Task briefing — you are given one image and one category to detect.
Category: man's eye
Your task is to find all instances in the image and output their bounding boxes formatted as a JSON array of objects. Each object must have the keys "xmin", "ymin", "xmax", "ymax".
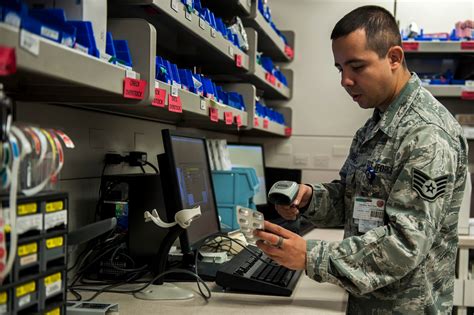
[
  {"xmin": 352, "ymin": 65, "xmax": 364, "ymax": 71},
  {"xmin": 337, "ymin": 68, "xmax": 342, "ymax": 74}
]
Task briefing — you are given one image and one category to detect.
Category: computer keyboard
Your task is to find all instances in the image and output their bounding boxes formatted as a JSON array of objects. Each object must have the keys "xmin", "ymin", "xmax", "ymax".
[{"xmin": 215, "ymin": 246, "xmax": 302, "ymax": 296}]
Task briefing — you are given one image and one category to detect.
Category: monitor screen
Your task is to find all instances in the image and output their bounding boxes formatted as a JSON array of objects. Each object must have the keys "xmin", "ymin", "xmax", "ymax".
[
  {"xmin": 227, "ymin": 143, "xmax": 267, "ymax": 206},
  {"xmin": 160, "ymin": 130, "xmax": 220, "ymax": 251}
]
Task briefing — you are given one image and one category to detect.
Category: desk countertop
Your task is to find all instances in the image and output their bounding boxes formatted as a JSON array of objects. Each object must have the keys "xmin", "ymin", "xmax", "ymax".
[{"xmin": 76, "ymin": 228, "xmax": 348, "ymax": 315}]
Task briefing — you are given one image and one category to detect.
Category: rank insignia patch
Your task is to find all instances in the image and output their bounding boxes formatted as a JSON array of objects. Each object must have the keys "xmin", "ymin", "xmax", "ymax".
[{"xmin": 412, "ymin": 168, "xmax": 448, "ymax": 202}]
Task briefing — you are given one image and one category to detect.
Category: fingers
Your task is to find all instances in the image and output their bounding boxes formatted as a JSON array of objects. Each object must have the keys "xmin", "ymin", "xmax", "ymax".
[
  {"xmin": 275, "ymin": 205, "xmax": 299, "ymax": 220},
  {"xmin": 292, "ymin": 184, "xmax": 308, "ymax": 207},
  {"xmin": 263, "ymin": 220, "xmax": 295, "ymax": 238}
]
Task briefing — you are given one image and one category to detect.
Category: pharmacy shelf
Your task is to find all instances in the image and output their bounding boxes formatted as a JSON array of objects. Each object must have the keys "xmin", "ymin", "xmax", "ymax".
[
  {"xmin": 0, "ymin": 23, "xmax": 145, "ymax": 104},
  {"xmin": 242, "ymin": 29, "xmax": 292, "ymax": 100},
  {"xmin": 224, "ymin": 83, "xmax": 291, "ymax": 137},
  {"xmin": 424, "ymin": 85, "xmax": 465, "ymax": 97},
  {"xmin": 243, "ymin": 0, "xmax": 294, "ymax": 62},
  {"xmin": 110, "ymin": 0, "xmax": 250, "ymax": 75},
  {"xmin": 200, "ymin": 0, "xmax": 252, "ymax": 18},
  {"xmin": 403, "ymin": 40, "xmax": 474, "ymax": 53}
]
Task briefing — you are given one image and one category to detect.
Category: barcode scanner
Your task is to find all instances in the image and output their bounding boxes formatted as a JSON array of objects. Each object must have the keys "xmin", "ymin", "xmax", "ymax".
[{"xmin": 267, "ymin": 181, "xmax": 299, "ymax": 206}]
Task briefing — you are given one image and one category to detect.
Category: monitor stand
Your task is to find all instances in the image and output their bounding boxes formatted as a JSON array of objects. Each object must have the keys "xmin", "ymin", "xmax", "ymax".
[{"xmin": 134, "ymin": 224, "xmax": 195, "ymax": 300}]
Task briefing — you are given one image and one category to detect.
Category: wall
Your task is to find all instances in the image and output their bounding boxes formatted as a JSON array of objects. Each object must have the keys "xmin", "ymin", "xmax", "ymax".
[{"xmin": 15, "ymin": 103, "xmax": 238, "ymax": 232}]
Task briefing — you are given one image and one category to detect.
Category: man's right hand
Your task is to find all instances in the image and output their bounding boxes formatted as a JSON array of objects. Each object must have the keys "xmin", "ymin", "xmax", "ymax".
[{"xmin": 275, "ymin": 184, "xmax": 313, "ymax": 220}]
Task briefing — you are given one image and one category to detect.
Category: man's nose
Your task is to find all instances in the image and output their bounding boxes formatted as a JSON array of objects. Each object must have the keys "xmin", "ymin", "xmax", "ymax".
[{"xmin": 341, "ymin": 72, "xmax": 355, "ymax": 88}]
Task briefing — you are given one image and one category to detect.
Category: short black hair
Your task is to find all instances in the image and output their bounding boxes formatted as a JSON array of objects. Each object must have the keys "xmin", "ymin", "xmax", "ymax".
[{"xmin": 331, "ymin": 5, "xmax": 401, "ymax": 59}]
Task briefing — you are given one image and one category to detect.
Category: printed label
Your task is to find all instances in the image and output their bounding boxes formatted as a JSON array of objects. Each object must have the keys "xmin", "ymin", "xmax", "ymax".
[
  {"xmin": 40, "ymin": 26, "xmax": 59, "ymax": 41},
  {"xmin": 45, "ymin": 210, "xmax": 68, "ymax": 230},
  {"xmin": 46, "ymin": 308, "xmax": 60, "ymax": 315},
  {"xmin": 0, "ymin": 292, "xmax": 7, "ymax": 304},
  {"xmin": 209, "ymin": 107, "xmax": 219, "ymax": 122},
  {"xmin": 285, "ymin": 127, "xmax": 292, "ymax": 137},
  {"xmin": 235, "ymin": 115, "xmax": 243, "ymax": 127},
  {"xmin": 152, "ymin": 88, "xmax": 167, "ymax": 107},
  {"xmin": 46, "ymin": 201, "xmax": 64, "ymax": 213},
  {"xmin": 17, "ymin": 214, "xmax": 43, "ymax": 234},
  {"xmin": 20, "ymin": 30, "xmax": 40, "ymax": 56},
  {"xmin": 0, "ymin": 46, "xmax": 17, "ymax": 76},
  {"xmin": 18, "ymin": 242, "xmax": 37, "ymax": 257},
  {"xmin": 263, "ymin": 119, "xmax": 269, "ymax": 129},
  {"xmin": 461, "ymin": 42, "xmax": 474, "ymax": 50},
  {"xmin": 224, "ymin": 112, "xmax": 233, "ymax": 125},
  {"xmin": 402, "ymin": 42, "xmax": 419, "ymax": 51},
  {"xmin": 16, "ymin": 281, "xmax": 35, "ymax": 297},
  {"xmin": 18, "ymin": 203, "xmax": 37, "ymax": 215},
  {"xmin": 46, "ymin": 236, "xmax": 64, "ymax": 249},
  {"xmin": 235, "ymin": 54, "xmax": 242, "ymax": 68},
  {"xmin": 20, "ymin": 254, "xmax": 37, "ymax": 266},
  {"xmin": 123, "ymin": 78, "xmax": 146, "ymax": 100},
  {"xmin": 254, "ymin": 117, "xmax": 259, "ymax": 127},
  {"xmin": 18, "ymin": 294, "xmax": 31, "ymax": 307},
  {"xmin": 168, "ymin": 95, "xmax": 183, "ymax": 113}
]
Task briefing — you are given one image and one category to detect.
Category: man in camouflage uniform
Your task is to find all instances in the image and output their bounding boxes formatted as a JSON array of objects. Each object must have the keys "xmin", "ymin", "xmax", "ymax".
[{"xmin": 255, "ymin": 5, "xmax": 468, "ymax": 314}]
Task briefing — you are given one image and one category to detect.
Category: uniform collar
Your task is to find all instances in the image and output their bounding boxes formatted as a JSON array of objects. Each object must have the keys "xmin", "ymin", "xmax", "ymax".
[{"xmin": 376, "ymin": 73, "xmax": 421, "ymax": 137}]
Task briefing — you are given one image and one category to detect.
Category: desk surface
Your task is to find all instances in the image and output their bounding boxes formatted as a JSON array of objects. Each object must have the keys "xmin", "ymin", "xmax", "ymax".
[{"xmin": 78, "ymin": 228, "xmax": 348, "ymax": 315}]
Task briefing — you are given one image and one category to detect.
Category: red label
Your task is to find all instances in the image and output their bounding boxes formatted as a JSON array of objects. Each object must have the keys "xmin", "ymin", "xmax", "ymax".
[
  {"xmin": 254, "ymin": 117, "xmax": 259, "ymax": 127},
  {"xmin": 402, "ymin": 42, "xmax": 419, "ymax": 51},
  {"xmin": 152, "ymin": 88, "xmax": 166, "ymax": 107},
  {"xmin": 235, "ymin": 54, "xmax": 242, "ymax": 68},
  {"xmin": 123, "ymin": 78, "xmax": 146, "ymax": 100},
  {"xmin": 209, "ymin": 107, "xmax": 219, "ymax": 122},
  {"xmin": 168, "ymin": 95, "xmax": 183, "ymax": 113},
  {"xmin": 224, "ymin": 112, "xmax": 233, "ymax": 125},
  {"xmin": 284, "ymin": 127, "xmax": 292, "ymax": 137},
  {"xmin": 235, "ymin": 115, "xmax": 242, "ymax": 128},
  {"xmin": 265, "ymin": 73, "xmax": 276, "ymax": 85},
  {"xmin": 461, "ymin": 42, "xmax": 474, "ymax": 50},
  {"xmin": 461, "ymin": 90, "xmax": 474, "ymax": 100},
  {"xmin": 0, "ymin": 46, "xmax": 17, "ymax": 76},
  {"xmin": 263, "ymin": 119, "xmax": 269, "ymax": 129},
  {"xmin": 284, "ymin": 45, "xmax": 294, "ymax": 59}
]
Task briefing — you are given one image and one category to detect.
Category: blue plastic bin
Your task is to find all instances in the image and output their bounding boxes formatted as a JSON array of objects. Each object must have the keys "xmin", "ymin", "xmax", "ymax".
[{"xmin": 212, "ymin": 167, "xmax": 260, "ymax": 230}]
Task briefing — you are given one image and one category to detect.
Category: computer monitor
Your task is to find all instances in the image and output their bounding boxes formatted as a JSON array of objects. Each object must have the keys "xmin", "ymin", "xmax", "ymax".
[
  {"xmin": 158, "ymin": 129, "xmax": 221, "ymax": 254},
  {"xmin": 227, "ymin": 143, "xmax": 267, "ymax": 206}
]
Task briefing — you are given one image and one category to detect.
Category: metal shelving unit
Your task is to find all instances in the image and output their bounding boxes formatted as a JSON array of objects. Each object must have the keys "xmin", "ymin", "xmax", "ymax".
[
  {"xmin": 243, "ymin": 0, "xmax": 294, "ymax": 62},
  {"xmin": 224, "ymin": 83, "xmax": 291, "ymax": 137},
  {"xmin": 403, "ymin": 40, "xmax": 474, "ymax": 53},
  {"xmin": 0, "ymin": 23, "xmax": 145, "ymax": 104},
  {"xmin": 200, "ymin": 0, "xmax": 252, "ymax": 18},
  {"xmin": 243, "ymin": 28, "xmax": 292, "ymax": 100},
  {"xmin": 110, "ymin": 0, "xmax": 250, "ymax": 75}
]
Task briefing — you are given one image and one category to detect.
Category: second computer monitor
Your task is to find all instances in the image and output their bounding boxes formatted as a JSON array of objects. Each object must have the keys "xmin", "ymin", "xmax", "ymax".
[{"xmin": 227, "ymin": 143, "xmax": 267, "ymax": 206}]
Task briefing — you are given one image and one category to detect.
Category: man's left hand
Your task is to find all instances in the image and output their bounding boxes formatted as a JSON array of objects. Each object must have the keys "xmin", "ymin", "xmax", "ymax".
[{"xmin": 254, "ymin": 221, "xmax": 307, "ymax": 270}]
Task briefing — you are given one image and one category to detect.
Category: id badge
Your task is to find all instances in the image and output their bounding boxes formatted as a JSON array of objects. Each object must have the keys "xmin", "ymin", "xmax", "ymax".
[{"xmin": 353, "ymin": 196, "xmax": 385, "ymax": 233}]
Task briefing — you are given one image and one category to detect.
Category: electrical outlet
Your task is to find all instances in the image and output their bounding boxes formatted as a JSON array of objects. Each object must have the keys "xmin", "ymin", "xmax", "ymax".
[
  {"xmin": 293, "ymin": 154, "xmax": 309, "ymax": 166},
  {"xmin": 313, "ymin": 155, "xmax": 330, "ymax": 169}
]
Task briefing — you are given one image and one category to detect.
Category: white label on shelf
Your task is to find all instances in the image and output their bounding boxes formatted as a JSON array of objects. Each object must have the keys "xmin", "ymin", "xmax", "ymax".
[
  {"xmin": 40, "ymin": 26, "xmax": 60, "ymax": 41},
  {"xmin": 211, "ymin": 28, "xmax": 216, "ymax": 38},
  {"xmin": 18, "ymin": 294, "xmax": 31, "ymax": 307},
  {"xmin": 100, "ymin": 52, "xmax": 113, "ymax": 63},
  {"xmin": 45, "ymin": 210, "xmax": 68, "ymax": 230},
  {"xmin": 185, "ymin": 10, "xmax": 192, "ymax": 21},
  {"xmin": 228, "ymin": 46, "xmax": 234, "ymax": 57},
  {"xmin": 17, "ymin": 214, "xmax": 43, "ymax": 234},
  {"xmin": 171, "ymin": 84, "xmax": 179, "ymax": 97},
  {"xmin": 200, "ymin": 99, "xmax": 206, "ymax": 110},
  {"xmin": 155, "ymin": 81, "xmax": 160, "ymax": 89},
  {"xmin": 20, "ymin": 254, "xmax": 38, "ymax": 267},
  {"xmin": 171, "ymin": 0, "xmax": 179, "ymax": 12},
  {"xmin": 20, "ymin": 30, "xmax": 40, "ymax": 56},
  {"xmin": 5, "ymin": 12, "xmax": 21, "ymax": 29},
  {"xmin": 199, "ymin": 17, "xmax": 206, "ymax": 30},
  {"xmin": 125, "ymin": 70, "xmax": 137, "ymax": 79},
  {"xmin": 466, "ymin": 80, "xmax": 474, "ymax": 87},
  {"xmin": 45, "ymin": 280, "xmax": 62, "ymax": 297},
  {"xmin": 74, "ymin": 43, "xmax": 89, "ymax": 54},
  {"xmin": 0, "ymin": 304, "xmax": 6, "ymax": 314}
]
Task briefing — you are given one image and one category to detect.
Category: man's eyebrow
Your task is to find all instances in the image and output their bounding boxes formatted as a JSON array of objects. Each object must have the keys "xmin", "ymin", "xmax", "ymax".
[{"xmin": 335, "ymin": 59, "xmax": 366, "ymax": 68}]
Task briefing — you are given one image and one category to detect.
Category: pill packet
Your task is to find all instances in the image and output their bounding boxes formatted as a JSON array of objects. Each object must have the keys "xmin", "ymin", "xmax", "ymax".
[{"xmin": 236, "ymin": 206, "xmax": 264, "ymax": 245}]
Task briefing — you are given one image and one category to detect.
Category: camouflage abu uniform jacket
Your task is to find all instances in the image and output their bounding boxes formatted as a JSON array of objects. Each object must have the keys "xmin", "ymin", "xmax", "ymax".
[{"xmin": 305, "ymin": 73, "xmax": 468, "ymax": 314}]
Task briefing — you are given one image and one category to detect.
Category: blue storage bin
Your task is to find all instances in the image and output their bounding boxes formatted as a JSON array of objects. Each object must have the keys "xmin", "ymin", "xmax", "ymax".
[
  {"xmin": 113, "ymin": 39, "xmax": 132, "ymax": 66},
  {"xmin": 228, "ymin": 92, "xmax": 245, "ymax": 110},
  {"xmin": 28, "ymin": 8, "xmax": 76, "ymax": 47},
  {"xmin": 155, "ymin": 56, "xmax": 170, "ymax": 84},
  {"xmin": 215, "ymin": 17, "xmax": 227, "ymax": 37},
  {"xmin": 179, "ymin": 68, "xmax": 196, "ymax": 92},
  {"xmin": 260, "ymin": 56, "xmax": 275, "ymax": 74},
  {"xmin": 105, "ymin": 32, "xmax": 116, "ymax": 61},
  {"xmin": 192, "ymin": 73, "xmax": 204, "ymax": 95},
  {"xmin": 212, "ymin": 167, "xmax": 260, "ymax": 230},
  {"xmin": 170, "ymin": 62, "xmax": 181, "ymax": 87},
  {"xmin": 1, "ymin": 0, "xmax": 27, "ymax": 28},
  {"xmin": 68, "ymin": 21, "xmax": 100, "ymax": 58},
  {"xmin": 216, "ymin": 85, "xmax": 228, "ymax": 105},
  {"xmin": 201, "ymin": 77, "xmax": 215, "ymax": 99}
]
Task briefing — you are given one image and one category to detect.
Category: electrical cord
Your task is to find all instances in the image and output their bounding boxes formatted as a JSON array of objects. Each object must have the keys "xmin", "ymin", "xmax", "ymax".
[
  {"xmin": 143, "ymin": 161, "xmax": 159, "ymax": 174},
  {"xmin": 139, "ymin": 165, "xmax": 146, "ymax": 173}
]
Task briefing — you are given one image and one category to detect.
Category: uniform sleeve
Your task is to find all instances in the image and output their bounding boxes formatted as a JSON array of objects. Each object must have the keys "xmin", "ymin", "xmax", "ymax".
[{"xmin": 306, "ymin": 126, "xmax": 466, "ymax": 295}]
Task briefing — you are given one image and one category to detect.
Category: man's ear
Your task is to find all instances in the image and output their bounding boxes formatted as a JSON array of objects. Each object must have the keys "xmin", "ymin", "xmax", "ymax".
[{"xmin": 387, "ymin": 46, "xmax": 404, "ymax": 70}]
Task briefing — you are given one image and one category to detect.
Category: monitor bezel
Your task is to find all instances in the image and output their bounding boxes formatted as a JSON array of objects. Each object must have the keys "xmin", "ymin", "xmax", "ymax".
[{"xmin": 160, "ymin": 129, "xmax": 222, "ymax": 253}]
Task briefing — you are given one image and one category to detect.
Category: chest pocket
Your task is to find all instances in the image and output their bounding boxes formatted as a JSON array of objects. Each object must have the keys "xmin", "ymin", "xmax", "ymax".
[{"xmin": 354, "ymin": 163, "xmax": 394, "ymax": 200}]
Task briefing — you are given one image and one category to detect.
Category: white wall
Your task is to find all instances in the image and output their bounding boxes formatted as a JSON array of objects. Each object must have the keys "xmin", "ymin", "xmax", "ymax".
[{"xmin": 396, "ymin": 0, "xmax": 474, "ymax": 34}]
